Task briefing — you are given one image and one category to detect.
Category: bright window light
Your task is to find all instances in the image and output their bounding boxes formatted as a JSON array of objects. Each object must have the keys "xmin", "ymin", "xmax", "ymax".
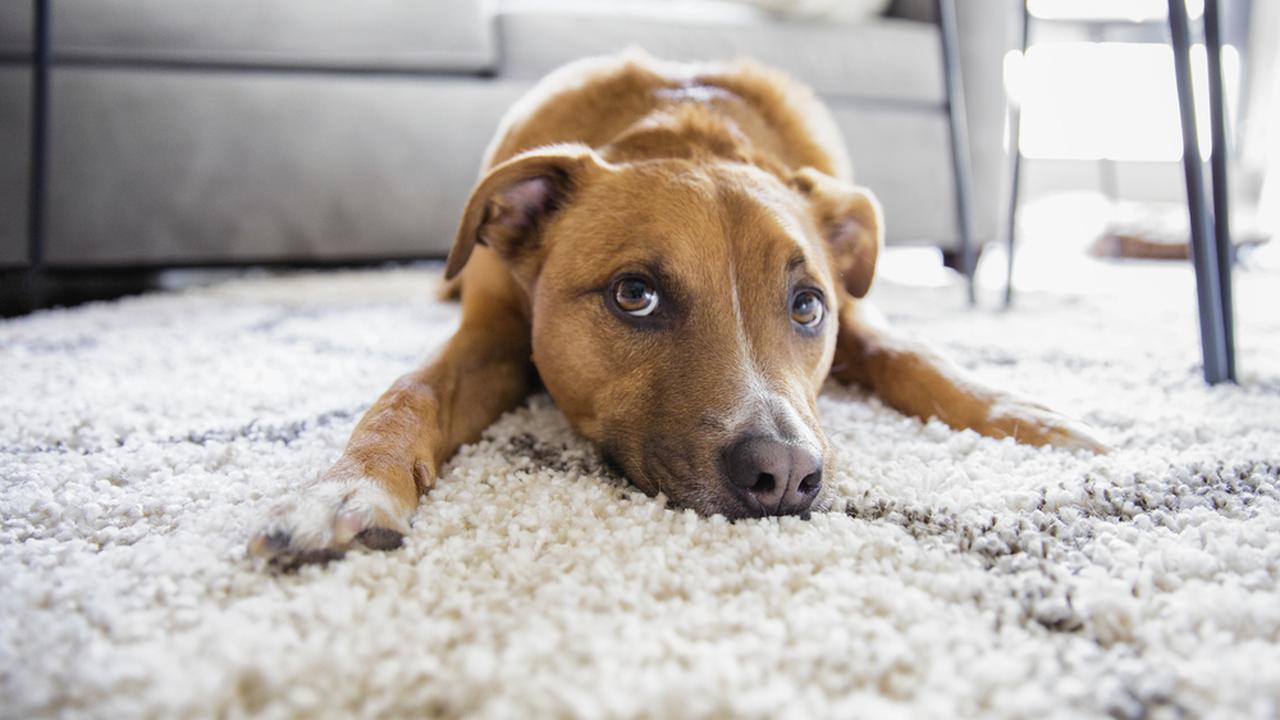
[
  {"xmin": 1026, "ymin": 0, "xmax": 1203, "ymax": 23},
  {"xmin": 1006, "ymin": 41, "xmax": 1239, "ymax": 162}
]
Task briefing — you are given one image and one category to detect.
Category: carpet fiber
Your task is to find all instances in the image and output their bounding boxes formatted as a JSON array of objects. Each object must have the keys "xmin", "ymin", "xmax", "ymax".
[{"xmin": 3, "ymin": 262, "xmax": 1279, "ymax": 718}]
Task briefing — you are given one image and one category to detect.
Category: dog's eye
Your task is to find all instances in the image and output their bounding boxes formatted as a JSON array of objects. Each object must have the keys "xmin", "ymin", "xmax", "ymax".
[
  {"xmin": 791, "ymin": 289, "xmax": 824, "ymax": 328},
  {"xmin": 613, "ymin": 277, "xmax": 659, "ymax": 317}
]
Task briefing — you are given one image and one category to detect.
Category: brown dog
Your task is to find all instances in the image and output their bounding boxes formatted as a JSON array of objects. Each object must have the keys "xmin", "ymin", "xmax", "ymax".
[{"xmin": 249, "ymin": 52, "xmax": 1103, "ymax": 567}]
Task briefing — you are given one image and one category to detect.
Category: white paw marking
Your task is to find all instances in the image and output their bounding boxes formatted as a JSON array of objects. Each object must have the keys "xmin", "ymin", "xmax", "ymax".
[
  {"xmin": 988, "ymin": 396, "xmax": 1109, "ymax": 453},
  {"xmin": 248, "ymin": 478, "xmax": 410, "ymax": 567}
]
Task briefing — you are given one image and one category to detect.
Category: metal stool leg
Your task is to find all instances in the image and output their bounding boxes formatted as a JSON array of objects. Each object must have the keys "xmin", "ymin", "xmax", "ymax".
[
  {"xmin": 1003, "ymin": 2, "xmax": 1030, "ymax": 308},
  {"xmin": 1204, "ymin": 0, "xmax": 1238, "ymax": 380},
  {"xmin": 1168, "ymin": 0, "xmax": 1231, "ymax": 384},
  {"xmin": 937, "ymin": 0, "xmax": 977, "ymax": 305}
]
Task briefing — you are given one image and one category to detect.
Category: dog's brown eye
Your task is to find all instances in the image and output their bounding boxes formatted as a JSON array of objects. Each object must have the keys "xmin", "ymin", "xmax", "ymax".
[
  {"xmin": 791, "ymin": 289, "xmax": 824, "ymax": 328},
  {"xmin": 613, "ymin": 277, "xmax": 659, "ymax": 317}
]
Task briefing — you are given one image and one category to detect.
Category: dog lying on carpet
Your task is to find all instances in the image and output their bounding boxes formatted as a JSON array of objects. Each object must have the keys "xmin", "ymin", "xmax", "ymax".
[{"xmin": 250, "ymin": 52, "xmax": 1104, "ymax": 568}]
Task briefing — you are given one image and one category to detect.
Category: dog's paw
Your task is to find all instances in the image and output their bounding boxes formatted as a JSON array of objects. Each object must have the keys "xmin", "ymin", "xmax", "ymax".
[
  {"xmin": 248, "ymin": 478, "xmax": 412, "ymax": 571},
  {"xmin": 986, "ymin": 396, "xmax": 1110, "ymax": 454}
]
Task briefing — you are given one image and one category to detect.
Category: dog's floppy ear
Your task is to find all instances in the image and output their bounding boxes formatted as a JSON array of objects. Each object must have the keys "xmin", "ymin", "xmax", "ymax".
[
  {"xmin": 790, "ymin": 167, "xmax": 883, "ymax": 299},
  {"xmin": 445, "ymin": 144, "xmax": 610, "ymax": 280}
]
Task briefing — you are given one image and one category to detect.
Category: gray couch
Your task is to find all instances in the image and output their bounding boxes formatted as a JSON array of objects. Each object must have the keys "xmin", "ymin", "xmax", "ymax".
[{"xmin": 0, "ymin": 0, "xmax": 1015, "ymax": 270}]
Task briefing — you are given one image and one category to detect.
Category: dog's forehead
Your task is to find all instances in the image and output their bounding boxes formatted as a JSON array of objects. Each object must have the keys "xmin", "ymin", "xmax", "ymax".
[
  {"xmin": 560, "ymin": 161, "xmax": 831, "ymax": 287},
  {"xmin": 716, "ymin": 169, "xmax": 828, "ymax": 268},
  {"xmin": 707, "ymin": 166, "xmax": 835, "ymax": 304}
]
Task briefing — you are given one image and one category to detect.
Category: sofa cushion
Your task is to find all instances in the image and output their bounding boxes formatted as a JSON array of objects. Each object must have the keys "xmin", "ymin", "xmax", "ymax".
[
  {"xmin": 50, "ymin": 0, "xmax": 495, "ymax": 72},
  {"xmin": 0, "ymin": 2, "xmax": 33, "ymax": 56},
  {"xmin": 496, "ymin": 1, "xmax": 943, "ymax": 102},
  {"xmin": 46, "ymin": 68, "xmax": 528, "ymax": 264},
  {"xmin": 726, "ymin": 0, "xmax": 891, "ymax": 21},
  {"xmin": 0, "ymin": 66, "xmax": 30, "ymax": 267},
  {"xmin": 830, "ymin": 104, "xmax": 956, "ymax": 246}
]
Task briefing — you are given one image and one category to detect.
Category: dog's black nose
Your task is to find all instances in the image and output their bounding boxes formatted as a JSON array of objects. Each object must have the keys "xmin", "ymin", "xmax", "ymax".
[{"xmin": 723, "ymin": 436, "xmax": 822, "ymax": 516}]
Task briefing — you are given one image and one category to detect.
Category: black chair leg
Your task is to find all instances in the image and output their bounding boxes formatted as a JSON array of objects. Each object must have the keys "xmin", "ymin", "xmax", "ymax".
[
  {"xmin": 1168, "ymin": 0, "xmax": 1233, "ymax": 384},
  {"xmin": 937, "ymin": 0, "xmax": 977, "ymax": 305},
  {"xmin": 1204, "ymin": 0, "xmax": 1237, "ymax": 380},
  {"xmin": 24, "ymin": 0, "xmax": 51, "ymax": 310}
]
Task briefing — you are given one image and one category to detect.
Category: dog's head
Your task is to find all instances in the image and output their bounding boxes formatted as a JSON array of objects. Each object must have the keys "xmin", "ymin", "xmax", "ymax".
[{"xmin": 447, "ymin": 144, "xmax": 881, "ymax": 518}]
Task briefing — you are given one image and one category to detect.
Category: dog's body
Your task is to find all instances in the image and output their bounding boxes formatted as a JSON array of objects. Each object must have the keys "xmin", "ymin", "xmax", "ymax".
[{"xmin": 251, "ymin": 53, "xmax": 1102, "ymax": 567}]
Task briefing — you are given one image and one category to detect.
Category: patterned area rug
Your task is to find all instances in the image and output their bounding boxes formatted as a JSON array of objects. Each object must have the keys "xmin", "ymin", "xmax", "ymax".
[{"xmin": 2, "ymin": 263, "xmax": 1278, "ymax": 718}]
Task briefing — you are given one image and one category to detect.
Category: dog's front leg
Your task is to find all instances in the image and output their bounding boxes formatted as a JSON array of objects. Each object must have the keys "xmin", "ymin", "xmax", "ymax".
[
  {"xmin": 830, "ymin": 301, "xmax": 1106, "ymax": 452},
  {"xmin": 248, "ymin": 311, "xmax": 533, "ymax": 568}
]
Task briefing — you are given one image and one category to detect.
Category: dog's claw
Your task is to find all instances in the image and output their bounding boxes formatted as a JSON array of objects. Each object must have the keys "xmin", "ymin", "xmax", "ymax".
[
  {"xmin": 356, "ymin": 527, "xmax": 405, "ymax": 551},
  {"xmin": 247, "ymin": 529, "xmax": 291, "ymax": 557},
  {"xmin": 282, "ymin": 548, "xmax": 347, "ymax": 570},
  {"xmin": 267, "ymin": 547, "xmax": 348, "ymax": 573}
]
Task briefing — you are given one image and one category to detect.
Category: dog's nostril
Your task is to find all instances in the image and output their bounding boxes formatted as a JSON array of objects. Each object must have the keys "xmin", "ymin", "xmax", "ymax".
[
  {"xmin": 751, "ymin": 473, "xmax": 776, "ymax": 494},
  {"xmin": 798, "ymin": 470, "xmax": 821, "ymax": 494}
]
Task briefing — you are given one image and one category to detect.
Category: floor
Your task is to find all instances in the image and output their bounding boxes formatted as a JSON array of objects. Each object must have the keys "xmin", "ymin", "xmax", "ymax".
[{"xmin": 2, "ymin": 208, "xmax": 1278, "ymax": 716}]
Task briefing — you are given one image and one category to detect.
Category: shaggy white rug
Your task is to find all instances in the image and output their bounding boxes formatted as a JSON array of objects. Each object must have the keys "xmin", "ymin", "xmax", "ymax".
[{"xmin": 2, "ymin": 260, "xmax": 1279, "ymax": 719}]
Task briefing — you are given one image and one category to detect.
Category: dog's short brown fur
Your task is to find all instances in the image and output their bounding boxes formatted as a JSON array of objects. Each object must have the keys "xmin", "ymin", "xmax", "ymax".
[{"xmin": 250, "ymin": 52, "xmax": 1103, "ymax": 567}]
